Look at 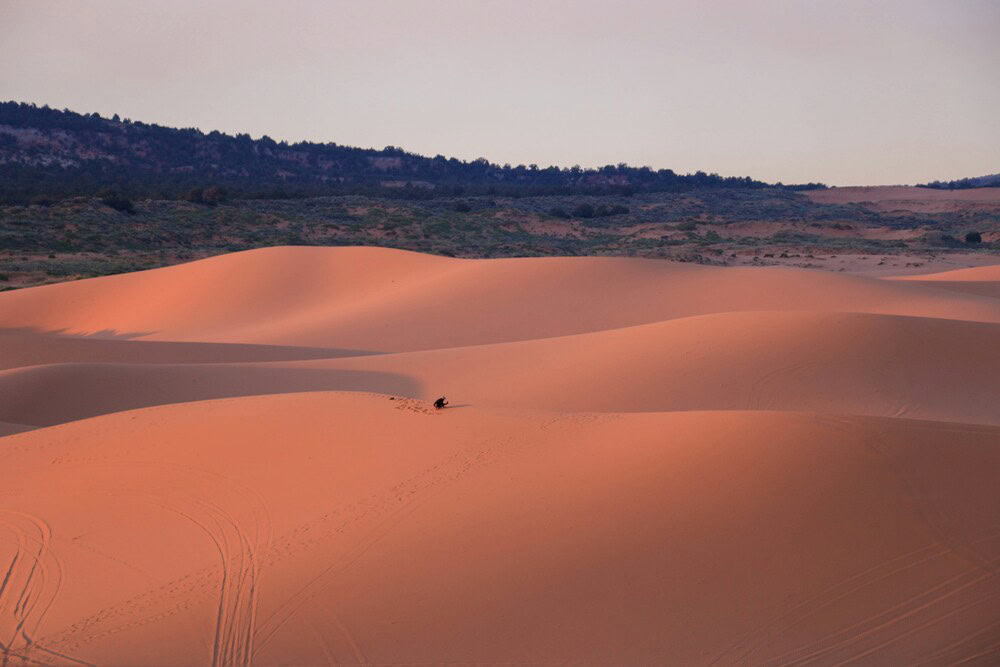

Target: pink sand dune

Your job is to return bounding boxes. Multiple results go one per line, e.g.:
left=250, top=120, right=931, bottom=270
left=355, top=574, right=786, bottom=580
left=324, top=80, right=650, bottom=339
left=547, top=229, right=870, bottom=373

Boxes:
left=1, top=247, right=998, bottom=665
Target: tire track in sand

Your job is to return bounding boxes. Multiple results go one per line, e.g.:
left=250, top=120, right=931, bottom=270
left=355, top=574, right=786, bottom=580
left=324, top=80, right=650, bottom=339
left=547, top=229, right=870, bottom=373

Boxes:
left=34, top=463, right=270, bottom=667
left=0, top=511, right=91, bottom=666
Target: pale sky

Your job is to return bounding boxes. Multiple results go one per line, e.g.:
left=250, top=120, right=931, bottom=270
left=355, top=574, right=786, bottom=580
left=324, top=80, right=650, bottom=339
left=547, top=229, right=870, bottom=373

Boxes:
left=1, top=0, right=998, bottom=185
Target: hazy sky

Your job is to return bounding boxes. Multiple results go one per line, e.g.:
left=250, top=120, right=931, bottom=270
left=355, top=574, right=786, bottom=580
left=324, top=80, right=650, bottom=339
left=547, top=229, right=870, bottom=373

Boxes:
left=2, top=1, right=997, bottom=185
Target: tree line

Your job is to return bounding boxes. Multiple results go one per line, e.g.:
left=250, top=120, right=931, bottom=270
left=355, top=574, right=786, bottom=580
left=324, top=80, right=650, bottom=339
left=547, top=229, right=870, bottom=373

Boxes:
left=0, top=101, right=826, bottom=205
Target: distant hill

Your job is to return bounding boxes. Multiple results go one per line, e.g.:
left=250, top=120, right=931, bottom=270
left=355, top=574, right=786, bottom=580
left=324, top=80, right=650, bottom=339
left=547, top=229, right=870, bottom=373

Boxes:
left=0, top=101, right=824, bottom=204
left=921, top=174, right=1000, bottom=189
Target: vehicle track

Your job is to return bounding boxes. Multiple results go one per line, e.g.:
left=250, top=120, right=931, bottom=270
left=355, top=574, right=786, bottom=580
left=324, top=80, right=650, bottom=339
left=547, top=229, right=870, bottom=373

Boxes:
left=710, top=540, right=953, bottom=664
left=769, top=556, right=1000, bottom=665
left=33, top=462, right=270, bottom=666
left=250, top=425, right=542, bottom=659
left=0, top=511, right=90, bottom=666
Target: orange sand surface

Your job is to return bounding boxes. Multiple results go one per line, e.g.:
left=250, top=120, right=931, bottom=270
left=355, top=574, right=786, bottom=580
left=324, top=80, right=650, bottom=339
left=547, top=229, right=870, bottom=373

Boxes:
left=887, top=264, right=1000, bottom=299
left=1, top=246, right=998, bottom=664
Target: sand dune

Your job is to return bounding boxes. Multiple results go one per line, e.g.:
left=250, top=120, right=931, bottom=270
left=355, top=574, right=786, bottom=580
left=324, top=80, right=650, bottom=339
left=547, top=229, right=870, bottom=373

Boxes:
left=317, top=310, right=1000, bottom=423
left=2, top=311, right=998, bottom=428
left=0, top=328, right=368, bottom=372
left=887, top=264, right=1000, bottom=299
left=0, top=361, right=413, bottom=426
left=1, top=393, right=998, bottom=664
left=891, top=264, right=1000, bottom=281
left=883, top=280, right=1000, bottom=300
left=1, top=246, right=999, bottom=351
left=0, top=420, right=33, bottom=436
left=2, top=247, right=998, bottom=664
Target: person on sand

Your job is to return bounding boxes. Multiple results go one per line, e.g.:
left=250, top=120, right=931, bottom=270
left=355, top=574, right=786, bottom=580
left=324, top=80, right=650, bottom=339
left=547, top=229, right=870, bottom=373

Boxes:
left=433, top=396, right=448, bottom=410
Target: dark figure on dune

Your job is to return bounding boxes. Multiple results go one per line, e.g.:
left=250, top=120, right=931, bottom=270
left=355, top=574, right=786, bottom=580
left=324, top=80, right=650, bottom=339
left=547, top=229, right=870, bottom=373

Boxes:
left=433, top=397, right=448, bottom=409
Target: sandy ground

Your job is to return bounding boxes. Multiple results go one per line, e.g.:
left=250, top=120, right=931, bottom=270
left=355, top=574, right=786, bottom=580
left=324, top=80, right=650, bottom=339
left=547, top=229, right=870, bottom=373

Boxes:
left=727, top=251, right=1000, bottom=277
left=804, top=185, right=1000, bottom=213
left=1, top=246, right=998, bottom=664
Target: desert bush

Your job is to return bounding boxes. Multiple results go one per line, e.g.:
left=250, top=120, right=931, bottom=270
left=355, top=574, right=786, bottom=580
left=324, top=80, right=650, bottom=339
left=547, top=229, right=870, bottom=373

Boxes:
left=676, top=220, right=698, bottom=231
left=572, top=203, right=595, bottom=218
left=98, top=188, right=135, bottom=214
left=965, top=231, right=982, bottom=244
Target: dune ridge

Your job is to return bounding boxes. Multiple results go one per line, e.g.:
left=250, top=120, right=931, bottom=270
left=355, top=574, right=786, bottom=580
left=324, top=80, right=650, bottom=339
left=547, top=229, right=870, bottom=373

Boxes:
left=1, top=246, right=998, bottom=664
left=2, top=311, right=998, bottom=428
left=0, top=328, right=371, bottom=371
left=1, top=246, right=999, bottom=351
left=887, top=264, right=1000, bottom=299
left=890, top=264, right=1000, bottom=281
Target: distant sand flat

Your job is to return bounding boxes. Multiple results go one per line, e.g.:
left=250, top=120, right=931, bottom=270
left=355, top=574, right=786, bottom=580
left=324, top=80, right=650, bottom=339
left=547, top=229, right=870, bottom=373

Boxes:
left=0, top=246, right=998, bottom=664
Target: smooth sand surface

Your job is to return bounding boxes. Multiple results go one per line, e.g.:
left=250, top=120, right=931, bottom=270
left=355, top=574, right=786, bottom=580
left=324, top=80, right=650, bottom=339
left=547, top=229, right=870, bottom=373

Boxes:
left=2, top=312, right=998, bottom=428
left=890, top=264, right=1000, bottom=282
left=0, top=420, right=33, bottom=436
left=887, top=264, right=1000, bottom=299
left=1, top=246, right=998, bottom=664
left=2, top=394, right=999, bottom=664
left=1, top=247, right=999, bottom=351
left=0, top=328, right=367, bottom=371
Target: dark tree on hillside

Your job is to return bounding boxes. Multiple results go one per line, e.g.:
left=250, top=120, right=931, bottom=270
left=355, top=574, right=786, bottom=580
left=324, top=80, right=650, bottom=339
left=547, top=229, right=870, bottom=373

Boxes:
left=98, top=188, right=135, bottom=214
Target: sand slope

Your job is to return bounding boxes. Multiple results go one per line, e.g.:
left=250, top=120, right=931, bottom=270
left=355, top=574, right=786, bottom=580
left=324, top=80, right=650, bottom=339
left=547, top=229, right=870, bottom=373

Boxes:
left=0, top=420, right=33, bottom=436
left=1, top=246, right=999, bottom=351
left=2, top=311, right=998, bottom=427
left=891, top=264, right=1000, bottom=282
left=0, top=328, right=367, bottom=372
left=1, top=393, right=998, bottom=665
left=888, top=264, right=1000, bottom=299
left=1, top=247, right=998, bottom=664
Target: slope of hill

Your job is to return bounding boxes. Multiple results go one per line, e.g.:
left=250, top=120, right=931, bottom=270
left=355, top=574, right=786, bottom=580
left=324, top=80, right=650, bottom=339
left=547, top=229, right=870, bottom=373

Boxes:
left=2, top=394, right=999, bottom=664
left=2, top=311, right=998, bottom=428
left=1, top=247, right=999, bottom=664
left=3, top=246, right=1000, bottom=349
